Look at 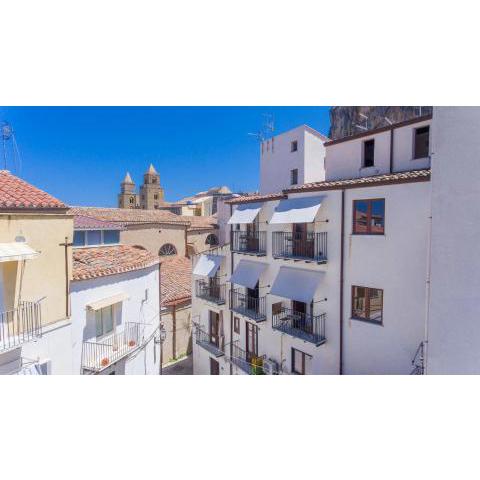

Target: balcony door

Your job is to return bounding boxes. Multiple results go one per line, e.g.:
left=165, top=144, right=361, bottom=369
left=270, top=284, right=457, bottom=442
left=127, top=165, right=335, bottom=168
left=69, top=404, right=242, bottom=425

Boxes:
left=246, top=281, right=259, bottom=313
left=210, top=358, right=220, bottom=375
left=209, top=310, right=220, bottom=347
left=246, top=220, right=258, bottom=251
left=292, top=300, right=313, bottom=334
left=292, top=223, right=314, bottom=258
left=208, top=274, right=219, bottom=299
left=245, top=321, right=258, bottom=362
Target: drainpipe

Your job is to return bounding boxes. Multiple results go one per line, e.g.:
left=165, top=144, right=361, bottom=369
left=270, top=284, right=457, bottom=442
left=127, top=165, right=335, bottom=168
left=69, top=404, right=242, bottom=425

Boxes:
left=389, top=128, right=395, bottom=174
left=339, top=190, right=345, bottom=375
left=172, top=304, right=177, bottom=360
left=184, top=225, right=188, bottom=258
left=230, top=204, right=234, bottom=375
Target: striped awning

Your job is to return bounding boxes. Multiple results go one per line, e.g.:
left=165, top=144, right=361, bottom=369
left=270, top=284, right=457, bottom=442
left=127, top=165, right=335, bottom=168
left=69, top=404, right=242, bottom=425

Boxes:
left=0, top=243, right=39, bottom=263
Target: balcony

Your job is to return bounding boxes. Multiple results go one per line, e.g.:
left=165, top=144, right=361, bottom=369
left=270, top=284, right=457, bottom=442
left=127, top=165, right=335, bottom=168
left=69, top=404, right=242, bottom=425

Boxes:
left=230, top=289, right=266, bottom=322
left=272, top=231, right=327, bottom=263
left=81, top=322, right=145, bottom=372
left=231, top=231, right=266, bottom=256
left=0, top=301, right=42, bottom=352
left=195, top=279, right=226, bottom=305
left=195, top=327, right=225, bottom=357
left=272, top=308, right=326, bottom=346
left=230, top=344, right=265, bottom=374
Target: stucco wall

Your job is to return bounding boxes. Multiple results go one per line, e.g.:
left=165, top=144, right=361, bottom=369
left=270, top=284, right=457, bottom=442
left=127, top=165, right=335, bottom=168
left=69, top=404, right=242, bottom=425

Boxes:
left=161, top=302, right=192, bottom=364
left=187, top=229, right=218, bottom=255
left=0, top=213, right=73, bottom=326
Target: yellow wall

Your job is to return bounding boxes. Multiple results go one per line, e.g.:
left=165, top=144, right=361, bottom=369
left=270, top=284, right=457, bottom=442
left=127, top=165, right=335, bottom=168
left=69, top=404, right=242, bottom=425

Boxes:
left=0, top=213, right=73, bottom=326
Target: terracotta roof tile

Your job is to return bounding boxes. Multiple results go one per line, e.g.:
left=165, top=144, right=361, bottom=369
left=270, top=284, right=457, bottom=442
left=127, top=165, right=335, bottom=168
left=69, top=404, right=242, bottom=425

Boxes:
left=72, top=245, right=159, bottom=281
left=160, top=256, right=192, bottom=306
left=226, top=192, right=287, bottom=205
left=284, top=169, right=431, bottom=193
left=0, top=170, right=66, bottom=210
left=74, top=215, right=124, bottom=230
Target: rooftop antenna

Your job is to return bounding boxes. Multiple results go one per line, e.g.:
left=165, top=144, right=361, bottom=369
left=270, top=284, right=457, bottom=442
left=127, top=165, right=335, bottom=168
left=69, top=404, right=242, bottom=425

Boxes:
left=1, top=121, right=21, bottom=173
left=384, top=117, right=393, bottom=125
left=248, top=113, right=275, bottom=142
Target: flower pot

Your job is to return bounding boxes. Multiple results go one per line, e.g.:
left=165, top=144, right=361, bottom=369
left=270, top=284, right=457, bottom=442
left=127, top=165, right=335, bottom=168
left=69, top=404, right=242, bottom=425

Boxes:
left=101, top=358, right=110, bottom=367
left=128, top=340, right=136, bottom=347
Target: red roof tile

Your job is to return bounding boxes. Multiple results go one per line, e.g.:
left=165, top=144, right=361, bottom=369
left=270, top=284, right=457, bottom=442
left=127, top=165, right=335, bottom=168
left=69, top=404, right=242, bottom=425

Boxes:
left=74, top=215, right=124, bottom=230
left=226, top=192, right=287, bottom=205
left=0, top=170, right=66, bottom=210
left=72, top=245, right=159, bottom=281
left=160, top=256, right=192, bottom=306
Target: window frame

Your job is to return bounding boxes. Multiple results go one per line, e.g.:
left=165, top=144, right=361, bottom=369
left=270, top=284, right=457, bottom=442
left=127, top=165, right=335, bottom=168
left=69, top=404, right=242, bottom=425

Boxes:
left=352, top=198, right=385, bottom=235
left=413, top=125, right=430, bottom=160
left=233, top=316, right=240, bottom=334
left=351, top=285, right=384, bottom=325
left=362, top=139, right=375, bottom=168
left=291, top=347, right=308, bottom=375
left=290, top=168, right=298, bottom=185
left=95, top=304, right=115, bottom=339
left=290, top=140, right=298, bottom=152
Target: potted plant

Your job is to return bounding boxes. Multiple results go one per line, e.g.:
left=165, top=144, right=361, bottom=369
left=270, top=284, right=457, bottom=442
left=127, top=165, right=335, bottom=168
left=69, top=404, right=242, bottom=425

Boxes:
left=101, top=358, right=110, bottom=367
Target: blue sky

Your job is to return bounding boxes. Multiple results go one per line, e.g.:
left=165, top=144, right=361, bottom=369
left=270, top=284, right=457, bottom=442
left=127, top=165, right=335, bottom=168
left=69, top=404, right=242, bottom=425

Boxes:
left=0, top=107, right=331, bottom=206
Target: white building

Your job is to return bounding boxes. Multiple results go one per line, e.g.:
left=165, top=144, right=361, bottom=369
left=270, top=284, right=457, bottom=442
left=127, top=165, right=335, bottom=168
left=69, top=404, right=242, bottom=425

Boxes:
left=192, top=117, right=434, bottom=374
left=70, top=215, right=161, bottom=375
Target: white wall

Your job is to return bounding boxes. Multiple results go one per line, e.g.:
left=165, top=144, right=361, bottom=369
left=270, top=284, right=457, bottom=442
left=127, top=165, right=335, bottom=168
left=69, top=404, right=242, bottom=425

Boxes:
left=260, top=126, right=326, bottom=194
left=70, top=265, right=160, bottom=375
left=427, top=107, right=480, bottom=374
left=325, top=119, right=431, bottom=181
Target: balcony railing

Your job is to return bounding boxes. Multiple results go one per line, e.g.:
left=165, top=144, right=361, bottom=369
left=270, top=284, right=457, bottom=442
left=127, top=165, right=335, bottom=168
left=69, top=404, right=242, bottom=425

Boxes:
left=272, top=308, right=326, bottom=346
left=195, top=327, right=225, bottom=357
left=0, top=301, right=42, bottom=352
left=272, top=231, right=327, bottom=262
left=230, top=289, right=266, bottom=322
left=231, top=231, right=266, bottom=255
left=81, top=322, right=145, bottom=372
left=195, top=280, right=226, bottom=305
left=230, top=344, right=265, bottom=375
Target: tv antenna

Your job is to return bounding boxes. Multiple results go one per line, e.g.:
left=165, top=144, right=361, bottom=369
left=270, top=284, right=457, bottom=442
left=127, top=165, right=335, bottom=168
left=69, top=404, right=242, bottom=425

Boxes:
left=353, top=113, right=370, bottom=132
left=1, top=121, right=22, bottom=172
left=248, top=113, right=275, bottom=142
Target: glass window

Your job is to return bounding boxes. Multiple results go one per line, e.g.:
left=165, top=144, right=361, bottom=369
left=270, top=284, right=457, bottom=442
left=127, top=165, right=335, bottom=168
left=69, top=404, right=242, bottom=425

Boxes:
left=353, top=199, right=385, bottom=235
left=291, top=140, right=298, bottom=152
left=363, top=139, right=375, bottom=167
left=95, top=305, right=114, bottom=338
left=86, top=230, right=102, bottom=245
left=103, top=230, right=120, bottom=244
left=414, top=126, right=430, bottom=159
left=73, top=230, right=86, bottom=247
left=292, top=348, right=307, bottom=375
left=351, top=286, right=383, bottom=324
left=290, top=168, right=298, bottom=185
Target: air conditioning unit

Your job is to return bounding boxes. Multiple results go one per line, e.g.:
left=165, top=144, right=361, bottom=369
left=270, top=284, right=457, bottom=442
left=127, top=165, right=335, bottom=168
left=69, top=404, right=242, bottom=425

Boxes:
left=262, top=358, right=279, bottom=375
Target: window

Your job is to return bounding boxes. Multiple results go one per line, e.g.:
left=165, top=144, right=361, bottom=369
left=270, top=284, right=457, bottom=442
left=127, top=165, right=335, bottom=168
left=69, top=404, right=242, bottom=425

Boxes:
left=290, top=168, right=298, bottom=185
left=103, top=230, right=120, bottom=245
left=210, top=358, right=220, bottom=375
left=73, top=231, right=86, bottom=247
left=272, top=302, right=283, bottom=316
left=291, top=140, right=298, bottom=152
left=351, top=286, right=383, bottom=324
left=129, top=197, right=134, bottom=204
left=159, top=243, right=177, bottom=256
left=353, top=199, right=385, bottom=235
left=86, top=230, right=102, bottom=246
left=414, top=126, right=430, bottom=159
left=363, top=139, right=375, bottom=167
left=291, top=348, right=308, bottom=375
left=95, top=305, right=114, bottom=338
left=233, top=316, right=240, bottom=334
left=205, top=234, right=218, bottom=246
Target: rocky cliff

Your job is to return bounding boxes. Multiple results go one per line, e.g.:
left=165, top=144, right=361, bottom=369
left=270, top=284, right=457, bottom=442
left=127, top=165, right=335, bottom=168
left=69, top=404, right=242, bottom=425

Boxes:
left=329, top=106, right=432, bottom=140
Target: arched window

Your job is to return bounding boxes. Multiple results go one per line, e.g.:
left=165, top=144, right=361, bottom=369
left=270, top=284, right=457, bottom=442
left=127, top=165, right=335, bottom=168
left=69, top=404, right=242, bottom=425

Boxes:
left=159, top=243, right=177, bottom=256
left=205, top=234, right=219, bottom=247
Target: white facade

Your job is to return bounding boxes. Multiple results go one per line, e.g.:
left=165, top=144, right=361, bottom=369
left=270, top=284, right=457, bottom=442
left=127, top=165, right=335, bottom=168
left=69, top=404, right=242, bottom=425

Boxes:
left=193, top=115, right=435, bottom=375
left=70, top=264, right=161, bottom=375
left=259, top=125, right=328, bottom=194
left=426, top=107, right=480, bottom=373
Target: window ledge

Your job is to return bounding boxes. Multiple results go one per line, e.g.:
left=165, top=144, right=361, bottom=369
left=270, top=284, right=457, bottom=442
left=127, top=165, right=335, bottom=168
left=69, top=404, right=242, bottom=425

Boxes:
left=350, top=317, right=383, bottom=327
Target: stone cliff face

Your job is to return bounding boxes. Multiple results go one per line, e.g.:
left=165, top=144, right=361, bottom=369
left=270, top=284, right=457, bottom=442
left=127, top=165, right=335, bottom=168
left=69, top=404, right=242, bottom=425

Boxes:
left=329, top=106, right=432, bottom=140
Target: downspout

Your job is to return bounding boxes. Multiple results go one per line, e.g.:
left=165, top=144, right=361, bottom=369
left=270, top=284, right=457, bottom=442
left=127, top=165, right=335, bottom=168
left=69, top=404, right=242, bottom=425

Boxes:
left=339, top=190, right=345, bottom=375
left=172, top=304, right=177, bottom=360
left=229, top=204, right=234, bottom=375
left=389, top=127, right=395, bottom=173
left=184, top=225, right=188, bottom=258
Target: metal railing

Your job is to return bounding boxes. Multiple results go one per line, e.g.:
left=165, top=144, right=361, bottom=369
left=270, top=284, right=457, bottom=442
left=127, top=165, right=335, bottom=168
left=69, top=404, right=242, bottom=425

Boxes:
left=81, top=322, right=144, bottom=372
left=272, top=308, right=326, bottom=345
left=411, top=341, right=425, bottom=375
left=230, top=344, right=265, bottom=375
left=195, top=279, right=226, bottom=304
left=0, top=301, right=42, bottom=352
left=195, top=327, right=225, bottom=357
left=272, top=231, right=327, bottom=262
left=230, top=289, right=266, bottom=322
left=231, top=231, right=267, bottom=255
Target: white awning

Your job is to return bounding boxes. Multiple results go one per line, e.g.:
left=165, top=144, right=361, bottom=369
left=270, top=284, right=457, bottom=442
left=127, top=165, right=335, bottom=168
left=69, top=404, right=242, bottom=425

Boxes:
left=228, top=202, right=262, bottom=224
left=229, top=260, right=267, bottom=289
left=0, top=242, right=39, bottom=263
left=269, top=196, right=325, bottom=224
left=270, top=266, right=324, bottom=303
left=193, top=254, right=223, bottom=277
left=87, top=292, right=129, bottom=311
